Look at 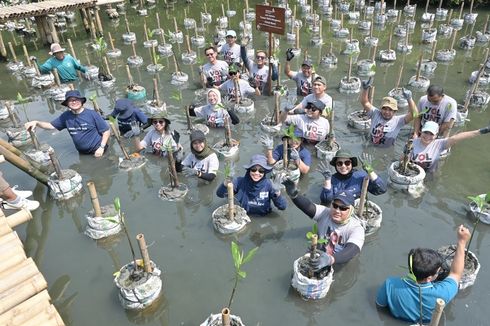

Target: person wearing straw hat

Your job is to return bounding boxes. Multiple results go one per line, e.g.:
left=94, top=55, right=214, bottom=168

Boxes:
left=109, top=98, right=148, bottom=137
left=181, top=130, right=219, bottom=182
left=360, top=78, right=417, bottom=147
left=411, top=121, right=490, bottom=172
left=282, top=181, right=365, bottom=269
left=201, top=46, right=229, bottom=87
left=376, top=225, right=471, bottom=324
left=216, top=154, right=287, bottom=215
left=0, top=171, right=39, bottom=211
left=31, top=43, right=87, bottom=83
left=318, top=150, right=386, bottom=206
left=290, top=75, right=333, bottom=118
left=414, top=85, right=458, bottom=139
left=218, top=30, right=241, bottom=65
left=189, top=89, right=239, bottom=128
left=25, top=90, right=110, bottom=157
left=284, top=52, right=315, bottom=96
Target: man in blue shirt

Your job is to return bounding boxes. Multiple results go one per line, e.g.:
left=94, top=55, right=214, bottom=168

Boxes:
left=25, top=90, right=110, bottom=157
left=31, top=43, right=87, bottom=83
left=376, top=225, right=471, bottom=323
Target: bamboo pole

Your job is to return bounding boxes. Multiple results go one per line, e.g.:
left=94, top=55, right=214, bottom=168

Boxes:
left=0, top=246, right=26, bottom=274
left=5, top=209, right=32, bottom=228
left=185, top=106, right=193, bottom=130
left=108, top=32, right=116, bottom=51
left=5, top=101, right=18, bottom=128
left=0, top=258, right=39, bottom=293
left=429, top=298, right=446, bottom=326
left=308, top=234, right=318, bottom=278
left=87, top=181, right=102, bottom=217
left=173, top=17, right=179, bottom=33
left=227, top=182, right=235, bottom=221
left=166, top=148, right=179, bottom=188
left=131, top=41, right=138, bottom=58
left=0, top=273, right=47, bottom=314
left=415, top=53, right=423, bottom=81
left=22, top=45, right=32, bottom=67
left=430, top=40, right=437, bottom=61
left=103, top=56, right=112, bottom=76
left=185, top=34, right=192, bottom=53
left=20, top=304, right=64, bottom=326
left=357, top=176, right=370, bottom=217
left=153, top=78, right=161, bottom=106
left=0, top=229, right=18, bottom=246
left=125, top=64, right=134, bottom=85
left=48, top=149, right=64, bottom=180
left=224, top=116, right=232, bottom=147
left=67, top=38, right=77, bottom=60
left=52, top=68, right=61, bottom=87
left=0, top=217, right=12, bottom=237
left=282, top=138, right=288, bottom=168
left=222, top=308, right=231, bottom=326
left=0, top=235, right=23, bottom=253
left=347, top=55, right=352, bottom=80
left=0, top=138, right=22, bottom=157
left=7, top=42, right=17, bottom=62
left=449, top=29, right=458, bottom=51
left=124, top=17, right=131, bottom=34
left=458, top=2, right=464, bottom=19
left=136, top=234, right=152, bottom=273
left=0, top=290, right=51, bottom=325
left=295, top=26, right=300, bottom=49
left=109, top=122, right=131, bottom=160
left=0, top=31, right=6, bottom=58
left=233, top=78, right=240, bottom=104
left=0, top=145, right=48, bottom=185
left=395, top=64, right=403, bottom=89
left=274, top=91, right=280, bottom=124
left=47, top=19, right=59, bottom=44
left=94, top=7, right=104, bottom=36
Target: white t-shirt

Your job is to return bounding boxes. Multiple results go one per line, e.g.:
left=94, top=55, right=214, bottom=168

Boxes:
left=314, top=205, right=365, bottom=253
left=417, top=95, right=457, bottom=127
left=291, top=71, right=313, bottom=96
left=285, top=114, right=330, bottom=142
left=182, top=152, right=219, bottom=174
left=219, top=43, right=241, bottom=64
left=411, top=138, right=448, bottom=171
left=220, top=79, right=255, bottom=101
left=202, top=60, right=229, bottom=86
left=367, top=107, right=407, bottom=147
left=194, top=105, right=231, bottom=128
left=140, top=129, right=179, bottom=157
left=245, top=58, right=269, bottom=92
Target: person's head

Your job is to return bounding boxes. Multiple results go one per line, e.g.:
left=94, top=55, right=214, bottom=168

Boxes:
left=329, top=150, right=358, bottom=175
left=204, top=46, right=217, bottom=63
left=111, top=99, right=136, bottom=120
left=305, top=99, right=325, bottom=119
left=312, top=76, right=327, bottom=95
left=420, top=121, right=439, bottom=145
left=380, top=97, right=398, bottom=120
left=255, top=50, right=267, bottom=68
left=61, top=90, right=86, bottom=112
left=190, top=130, right=207, bottom=153
left=228, top=63, right=240, bottom=79
left=426, top=85, right=444, bottom=105
left=149, top=113, right=171, bottom=134
left=243, top=154, right=272, bottom=182
left=226, top=30, right=237, bottom=45
left=49, top=43, right=65, bottom=60
left=301, top=59, right=313, bottom=77
left=330, top=191, right=355, bottom=224
left=282, top=126, right=303, bottom=150
left=408, top=248, right=443, bottom=282
left=207, top=89, right=222, bottom=106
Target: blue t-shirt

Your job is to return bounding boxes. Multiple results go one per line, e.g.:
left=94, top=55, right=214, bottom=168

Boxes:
left=376, top=276, right=458, bottom=323
left=38, top=54, right=87, bottom=83
left=51, top=108, right=109, bottom=154
left=272, top=144, right=312, bottom=167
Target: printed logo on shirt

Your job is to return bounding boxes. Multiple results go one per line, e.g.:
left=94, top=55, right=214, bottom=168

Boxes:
left=300, top=80, right=312, bottom=96
left=226, top=87, right=242, bottom=101
left=259, top=191, right=269, bottom=199
left=325, top=226, right=345, bottom=255
left=422, top=106, right=442, bottom=124
left=210, top=70, right=224, bottom=86
left=207, top=113, right=224, bottom=128
left=305, top=125, right=323, bottom=141
left=411, top=152, right=432, bottom=170
left=371, top=123, right=387, bottom=145
left=224, top=51, right=235, bottom=64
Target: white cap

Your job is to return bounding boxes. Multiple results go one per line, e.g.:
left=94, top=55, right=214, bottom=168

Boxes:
left=226, top=30, right=237, bottom=37
left=421, top=121, right=439, bottom=135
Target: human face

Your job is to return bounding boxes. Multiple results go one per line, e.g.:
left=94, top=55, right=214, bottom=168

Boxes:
left=335, top=158, right=352, bottom=175
left=288, top=138, right=302, bottom=150
left=208, top=91, right=219, bottom=105
left=330, top=200, right=351, bottom=223
left=420, top=130, right=436, bottom=145
left=67, top=98, right=83, bottom=112
left=380, top=106, right=395, bottom=120
left=312, top=81, right=326, bottom=95
left=205, top=50, right=216, bottom=63
left=249, top=165, right=265, bottom=182
left=54, top=51, right=65, bottom=60
left=152, top=119, right=166, bottom=133
left=305, top=105, right=322, bottom=119
left=427, top=94, right=443, bottom=105
left=192, top=139, right=205, bottom=152
left=301, top=65, right=312, bottom=77
left=226, top=35, right=236, bottom=45
left=256, top=52, right=266, bottom=67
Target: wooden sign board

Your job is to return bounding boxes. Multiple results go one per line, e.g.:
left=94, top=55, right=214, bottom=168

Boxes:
left=255, top=5, right=286, bottom=35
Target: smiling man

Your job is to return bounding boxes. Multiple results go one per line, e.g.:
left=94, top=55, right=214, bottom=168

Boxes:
left=201, top=46, right=229, bottom=88
left=25, top=90, right=110, bottom=157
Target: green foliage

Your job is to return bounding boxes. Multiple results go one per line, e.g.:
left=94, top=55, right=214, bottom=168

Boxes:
left=231, top=241, right=258, bottom=279
left=283, top=124, right=300, bottom=142
left=147, top=28, right=155, bottom=39
left=88, top=94, right=97, bottom=102
left=170, top=90, right=182, bottom=102
left=306, top=224, right=327, bottom=244
left=94, top=37, right=107, bottom=54
left=16, top=92, right=29, bottom=104
left=468, top=194, right=490, bottom=210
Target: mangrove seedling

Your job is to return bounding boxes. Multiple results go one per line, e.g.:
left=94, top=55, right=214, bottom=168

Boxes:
left=228, top=241, right=258, bottom=309
left=16, top=92, right=30, bottom=122
left=465, top=193, right=490, bottom=261
left=88, top=94, right=104, bottom=116
left=306, top=224, right=327, bottom=277
left=113, top=197, right=139, bottom=276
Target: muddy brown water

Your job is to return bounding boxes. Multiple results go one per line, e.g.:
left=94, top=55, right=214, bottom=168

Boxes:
left=1, top=2, right=490, bottom=325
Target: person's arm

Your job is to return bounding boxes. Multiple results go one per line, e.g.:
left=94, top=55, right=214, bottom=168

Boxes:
left=360, top=87, right=373, bottom=113
left=445, top=129, right=481, bottom=148
left=332, top=242, right=361, bottom=264
left=296, top=157, right=310, bottom=174
left=413, top=99, right=423, bottom=137
left=266, top=148, right=277, bottom=165
left=38, top=58, right=53, bottom=74
left=320, top=186, right=333, bottom=205
left=25, top=120, right=56, bottom=131
left=439, top=120, right=455, bottom=138
left=404, top=96, right=417, bottom=124
left=227, top=109, right=240, bottom=125
left=448, top=225, right=471, bottom=283
left=216, top=177, right=236, bottom=197
left=135, top=110, right=148, bottom=124
left=284, top=60, right=294, bottom=78
left=70, top=55, right=87, bottom=73
left=198, top=171, right=216, bottom=181
left=94, top=129, right=110, bottom=157
left=376, top=281, right=389, bottom=307
left=271, top=192, right=287, bottom=210
left=367, top=174, right=388, bottom=196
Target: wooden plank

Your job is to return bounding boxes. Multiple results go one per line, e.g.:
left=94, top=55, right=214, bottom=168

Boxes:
left=0, top=290, right=51, bottom=326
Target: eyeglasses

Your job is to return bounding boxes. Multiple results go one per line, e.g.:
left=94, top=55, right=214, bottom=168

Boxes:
left=205, top=52, right=214, bottom=56
left=152, top=120, right=166, bottom=125
left=256, top=56, right=266, bottom=59
left=336, top=160, right=352, bottom=167
left=305, top=105, right=320, bottom=111
left=68, top=98, right=81, bottom=103
left=229, top=72, right=237, bottom=75
left=332, top=202, right=350, bottom=211
left=250, top=167, right=265, bottom=174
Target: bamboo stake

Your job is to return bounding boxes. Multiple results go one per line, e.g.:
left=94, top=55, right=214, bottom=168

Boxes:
left=126, top=64, right=134, bottom=85
left=450, top=29, right=458, bottom=51
left=185, top=106, right=193, bottom=130
left=424, top=0, right=429, bottom=13
left=308, top=234, right=318, bottom=278
left=458, top=2, right=464, bottom=19
left=144, top=20, right=149, bottom=42
left=48, top=149, right=64, bottom=180
left=0, top=145, right=48, bottom=185
left=0, top=138, right=21, bottom=157
left=469, top=0, right=474, bottom=14
left=173, top=17, right=179, bottom=34
left=273, top=91, right=280, bottom=124
left=415, top=53, right=423, bottom=81
left=227, top=182, right=235, bottom=220
left=185, top=34, right=192, bottom=53
left=87, top=181, right=102, bottom=217
left=388, top=33, right=392, bottom=50
left=430, top=40, right=437, bottom=61
left=52, top=68, right=61, bottom=87
left=282, top=138, right=289, bottom=168
left=0, top=31, right=6, bottom=58
left=369, top=85, right=376, bottom=102
left=295, top=26, right=300, bottom=49
left=7, top=42, right=17, bottom=62
left=464, top=63, right=486, bottom=112
left=124, top=16, right=131, bottom=34
left=395, top=64, right=403, bottom=88
left=0, top=273, right=47, bottom=314
left=156, top=13, right=162, bottom=31
left=224, top=116, right=232, bottom=147
left=5, top=101, right=18, bottom=128
left=233, top=78, right=240, bottom=104
left=347, top=55, right=353, bottom=80
left=371, top=44, right=377, bottom=61
left=109, top=122, right=131, bottom=160
left=357, top=176, right=369, bottom=217
left=94, top=7, right=104, bottom=36
left=84, top=49, right=92, bottom=66
left=136, top=234, right=152, bottom=273
left=153, top=78, right=161, bottom=106
left=22, top=45, right=32, bottom=67
left=166, top=148, right=179, bottom=188
left=222, top=308, right=231, bottom=326
left=103, top=56, right=112, bottom=76
left=172, top=53, right=181, bottom=75
left=90, top=95, right=103, bottom=116
left=429, top=298, right=446, bottom=326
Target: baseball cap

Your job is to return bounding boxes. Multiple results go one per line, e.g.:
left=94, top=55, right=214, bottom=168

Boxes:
left=381, top=97, right=398, bottom=111
left=421, top=121, right=439, bottom=135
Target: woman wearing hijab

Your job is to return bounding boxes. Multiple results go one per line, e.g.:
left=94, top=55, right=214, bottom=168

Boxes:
left=181, top=130, right=219, bottom=181
left=189, top=88, right=239, bottom=128
left=216, top=154, right=287, bottom=215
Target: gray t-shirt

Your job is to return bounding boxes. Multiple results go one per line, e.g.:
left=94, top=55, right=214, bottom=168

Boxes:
left=182, top=152, right=219, bottom=174
left=291, top=71, right=313, bottom=96
left=367, top=107, right=407, bottom=147
left=313, top=205, right=365, bottom=253
left=194, top=105, right=231, bottom=128
left=417, top=95, right=457, bottom=126
left=285, top=114, right=330, bottom=142
left=202, top=60, right=229, bottom=86
left=245, top=58, right=269, bottom=93
left=220, top=79, right=255, bottom=101
left=219, top=43, right=241, bottom=64
left=140, top=129, right=179, bottom=156
left=411, top=138, right=448, bottom=172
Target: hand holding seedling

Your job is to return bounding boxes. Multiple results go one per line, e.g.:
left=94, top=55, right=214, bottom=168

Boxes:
left=311, top=251, right=334, bottom=271
left=359, top=153, right=374, bottom=174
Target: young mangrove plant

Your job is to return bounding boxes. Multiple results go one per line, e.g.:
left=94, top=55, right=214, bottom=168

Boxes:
left=465, top=193, right=490, bottom=261
left=228, top=241, right=258, bottom=309
left=113, top=197, right=139, bottom=276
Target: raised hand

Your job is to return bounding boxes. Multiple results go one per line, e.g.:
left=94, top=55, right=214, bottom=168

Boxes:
left=260, top=134, right=274, bottom=150
left=316, top=161, right=333, bottom=180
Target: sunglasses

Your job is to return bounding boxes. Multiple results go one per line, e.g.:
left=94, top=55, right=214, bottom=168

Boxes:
left=336, top=160, right=352, bottom=167
left=256, top=55, right=266, bottom=59
left=229, top=72, right=237, bottom=75
left=332, top=202, right=350, bottom=211
left=152, top=120, right=166, bottom=125
left=250, top=167, right=265, bottom=174
left=305, top=105, right=320, bottom=111
left=205, top=52, right=214, bottom=56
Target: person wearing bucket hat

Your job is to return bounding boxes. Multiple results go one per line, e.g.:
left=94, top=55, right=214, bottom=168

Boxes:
left=285, top=53, right=315, bottom=96
left=218, top=63, right=260, bottom=100
left=410, top=120, right=490, bottom=172
left=25, top=89, right=110, bottom=157
left=31, top=43, right=87, bottom=83
left=360, top=78, right=418, bottom=147
left=216, top=154, right=287, bottom=215
left=189, top=88, right=239, bottom=128
left=282, top=178, right=365, bottom=268
left=376, top=225, right=471, bottom=324
left=319, top=150, right=386, bottom=205
left=414, top=85, right=458, bottom=139
left=109, top=98, right=148, bottom=137
left=181, top=130, right=219, bottom=181
left=134, top=113, right=182, bottom=167
left=218, top=30, right=241, bottom=65
left=278, top=98, right=330, bottom=144
left=201, top=46, right=229, bottom=88
left=260, top=126, right=312, bottom=175
left=290, top=75, right=333, bottom=119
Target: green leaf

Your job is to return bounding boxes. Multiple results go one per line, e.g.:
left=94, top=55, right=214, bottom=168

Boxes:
left=318, top=238, right=327, bottom=244
left=238, top=270, right=247, bottom=278
left=88, top=94, right=97, bottom=101
left=485, top=193, right=490, bottom=203
left=242, top=246, right=258, bottom=265
left=108, top=115, right=117, bottom=124
left=468, top=195, right=484, bottom=209
left=231, top=241, right=241, bottom=269
left=114, top=197, right=121, bottom=212
left=306, top=231, right=313, bottom=239
left=312, top=223, right=318, bottom=234
left=105, top=218, right=120, bottom=224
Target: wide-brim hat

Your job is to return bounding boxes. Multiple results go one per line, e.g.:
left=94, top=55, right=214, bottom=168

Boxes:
left=329, top=149, right=358, bottom=167
left=149, top=112, right=171, bottom=126
left=243, top=154, right=273, bottom=171
left=111, top=99, right=136, bottom=120
left=61, top=90, right=86, bottom=107
left=49, top=43, right=65, bottom=55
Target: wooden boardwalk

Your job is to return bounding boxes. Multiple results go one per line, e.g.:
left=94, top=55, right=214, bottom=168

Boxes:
left=0, top=207, right=65, bottom=325
left=0, top=0, right=97, bottom=22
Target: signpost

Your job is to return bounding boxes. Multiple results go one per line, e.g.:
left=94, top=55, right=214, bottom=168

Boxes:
left=256, top=4, right=285, bottom=94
